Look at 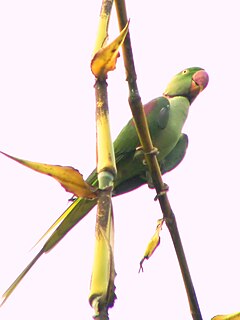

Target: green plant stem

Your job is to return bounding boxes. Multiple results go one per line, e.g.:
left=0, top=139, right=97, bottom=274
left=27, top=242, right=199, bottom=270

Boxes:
left=115, top=1, right=203, bottom=319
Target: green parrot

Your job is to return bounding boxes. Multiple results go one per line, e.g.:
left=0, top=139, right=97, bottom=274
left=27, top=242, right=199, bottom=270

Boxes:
left=1, top=67, right=209, bottom=304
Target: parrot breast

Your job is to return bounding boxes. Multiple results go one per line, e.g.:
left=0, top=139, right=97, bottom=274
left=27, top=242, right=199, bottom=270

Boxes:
left=152, top=96, right=190, bottom=161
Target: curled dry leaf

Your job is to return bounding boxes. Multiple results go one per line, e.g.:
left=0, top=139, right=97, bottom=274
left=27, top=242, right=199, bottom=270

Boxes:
left=91, top=20, right=129, bottom=78
left=0, top=151, right=97, bottom=199
left=139, top=219, right=164, bottom=272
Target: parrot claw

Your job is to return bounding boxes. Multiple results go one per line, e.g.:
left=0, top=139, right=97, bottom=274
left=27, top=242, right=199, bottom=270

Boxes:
left=136, top=146, right=159, bottom=166
left=144, top=147, right=159, bottom=156
left=142, top=147, right=160, bottom=164
left=154, top=183, right=169, bottom=200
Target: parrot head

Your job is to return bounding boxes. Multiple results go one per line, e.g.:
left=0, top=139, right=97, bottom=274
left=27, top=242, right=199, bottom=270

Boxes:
left=163, top=67, right=209, bottom=103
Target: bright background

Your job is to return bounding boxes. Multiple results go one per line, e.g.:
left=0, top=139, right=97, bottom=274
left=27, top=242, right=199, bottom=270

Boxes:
left=0, top=1, right=239, bottom=319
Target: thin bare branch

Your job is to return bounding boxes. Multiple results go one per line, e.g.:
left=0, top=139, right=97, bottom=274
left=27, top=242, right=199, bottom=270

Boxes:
left=115, top=1, right=203, bottom=319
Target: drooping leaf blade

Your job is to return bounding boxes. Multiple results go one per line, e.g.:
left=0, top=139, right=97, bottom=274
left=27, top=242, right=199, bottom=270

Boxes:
left=0, top=151, right=97, bottom=199
left=0, top=250, right=44, bottom=306
left=0, top=196, right=97, bottom=305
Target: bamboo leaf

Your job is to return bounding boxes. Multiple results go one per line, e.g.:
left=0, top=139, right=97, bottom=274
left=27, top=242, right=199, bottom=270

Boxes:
left=32, top=197, right=87, bottom=248
left=0, top=151, right=97, bottom=199
left=0, top=250, right=44, bottom=306
left=0, top=196, right=96, bottom=306
left=91, top=20, right=129, bottom=78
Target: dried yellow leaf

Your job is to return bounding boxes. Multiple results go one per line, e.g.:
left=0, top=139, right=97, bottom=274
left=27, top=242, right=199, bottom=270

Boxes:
left=0, top=151, right=97, bottom=199
left=91, top=21, right=129, bottom=78
left=139, top=219, right=164, bottom=272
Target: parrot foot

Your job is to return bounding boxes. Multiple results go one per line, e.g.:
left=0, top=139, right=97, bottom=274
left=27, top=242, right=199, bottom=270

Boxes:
left=154, top=183, right=169, bottom=200
left=136, top=146, right=159, bottom=163
left=144, top=147, right=159, bottom=156
left=135, top=147, right=159, bottom=167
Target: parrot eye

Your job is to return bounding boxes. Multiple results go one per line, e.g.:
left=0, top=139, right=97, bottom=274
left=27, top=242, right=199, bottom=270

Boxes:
left=182, top=69, right=188, bottom=74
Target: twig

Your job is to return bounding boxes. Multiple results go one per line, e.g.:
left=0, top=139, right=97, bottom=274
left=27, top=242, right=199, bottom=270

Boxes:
left=115, top=1, right=203, bottom=319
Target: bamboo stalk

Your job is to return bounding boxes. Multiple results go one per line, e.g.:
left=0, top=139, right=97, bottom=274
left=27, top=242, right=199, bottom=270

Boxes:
left=95, top=79, right=117, bottom=189
left=89, top=1, right=117, bottom=318
left=115, top=1, right=203, bottom=319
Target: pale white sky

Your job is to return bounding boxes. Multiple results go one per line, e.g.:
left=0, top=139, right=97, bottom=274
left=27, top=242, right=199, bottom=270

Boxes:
left=0, top=1, right=239, bottom=319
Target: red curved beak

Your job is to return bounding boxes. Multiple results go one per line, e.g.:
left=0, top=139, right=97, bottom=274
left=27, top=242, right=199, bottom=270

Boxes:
left=192, top=69, right=209, bottom=92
